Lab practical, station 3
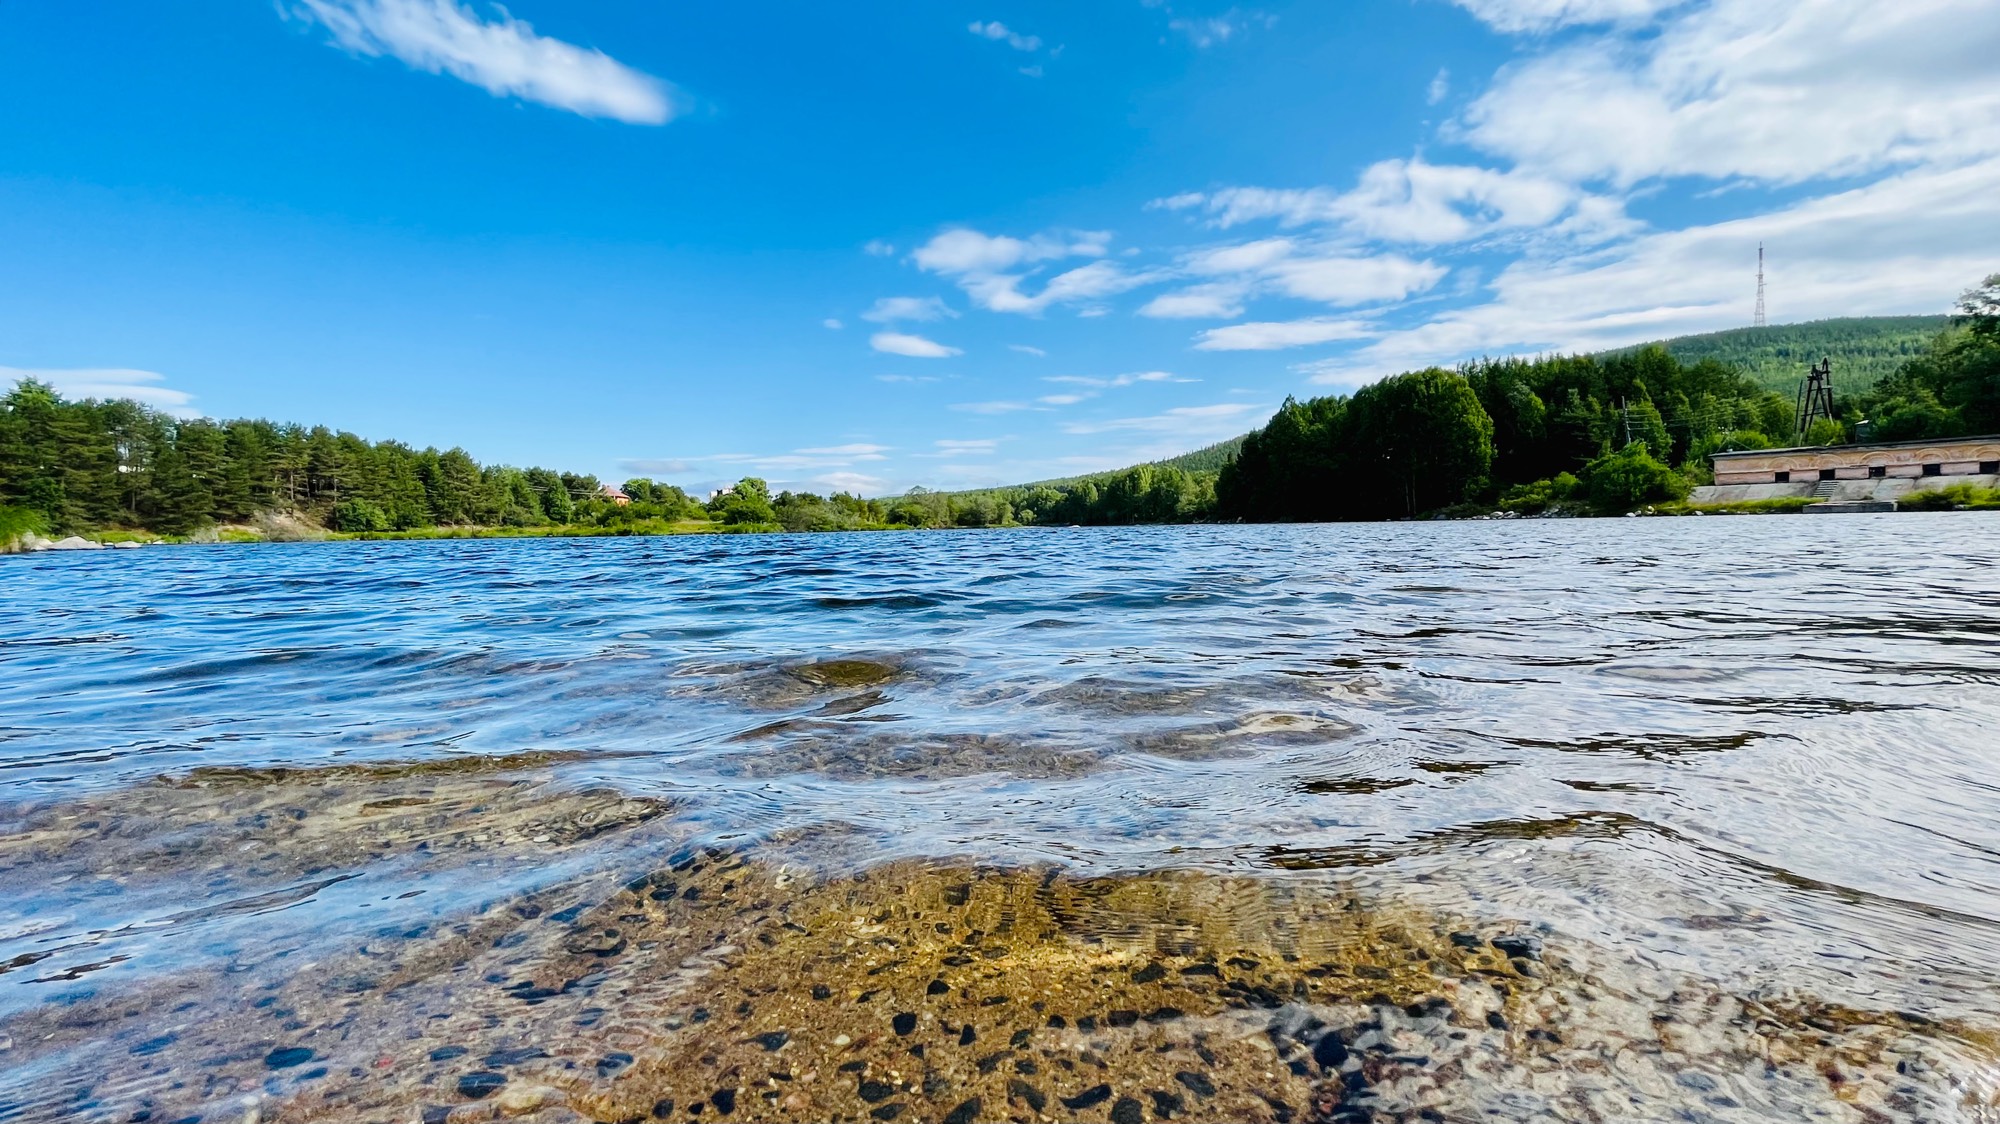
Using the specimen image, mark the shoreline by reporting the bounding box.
[9,501,1999,554]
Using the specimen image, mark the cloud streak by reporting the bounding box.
[293,0,677,124]
[3,366,199,418]
[870,331,963,358]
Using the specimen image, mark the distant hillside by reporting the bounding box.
[974,315,1948,493]
[1152,436,1244,475]
[1610,316,1946,394]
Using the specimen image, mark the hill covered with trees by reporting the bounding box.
[4,291,1993,543]
[1617,316,1947,393]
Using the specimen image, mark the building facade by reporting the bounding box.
[1711,435,2000,485]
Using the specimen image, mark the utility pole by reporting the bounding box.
[1754,243,1767,329]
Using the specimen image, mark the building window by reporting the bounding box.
[1774,471,1790,483]
[1923,463,1943,477]
[1868,465,1886,478]
[1982,461,2000,475]
[1818,468,1837,481]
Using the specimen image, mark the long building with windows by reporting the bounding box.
[1692,435,2000,505]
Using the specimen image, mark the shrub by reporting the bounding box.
[333,499,392,533]
[1583,442,1689,513]
[0,504,48,550]
[1498,472,1582,514]
[1901,482,2000,510]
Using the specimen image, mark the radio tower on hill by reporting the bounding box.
[1754,243,1767,328]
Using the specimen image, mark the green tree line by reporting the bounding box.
[1214,274,1999,520]
[0,382,730,537]
[6,277,1993,538]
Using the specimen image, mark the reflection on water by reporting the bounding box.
[3,517,2000,1121]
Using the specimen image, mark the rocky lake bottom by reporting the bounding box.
[4,520,1999,1121]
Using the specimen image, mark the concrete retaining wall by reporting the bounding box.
[1689,474,2000,506]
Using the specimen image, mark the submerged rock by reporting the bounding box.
[1,852,1991,1124]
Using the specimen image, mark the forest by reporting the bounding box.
[1209,278,1998,521]
[2,280,1994,542]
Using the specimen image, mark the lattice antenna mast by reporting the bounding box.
[1754,243,1767,328]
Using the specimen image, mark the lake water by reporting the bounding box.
[3,518,1999,1123]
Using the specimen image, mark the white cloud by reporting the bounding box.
[1045,371,1189,388]
[1168,14,1257,48]
[861,296,957,323]
[1427,67,1451,105]
[1159,160,1630,247]
[1018,65,1044,78]
[616,457,692,475]
[1315,157,2000,383]
[796,443,891,457]
[1184,238,1295,273]
[912,228,1107,275]
[292,0,676,124]
[822,318,843,330]
[1449,0,1687,33]
[951,400,1037,414]
[910,228,1144,315]
[876,374,941,384]
[935,439,1000,453]
[1061,402,1265,436]
[1456,0,2000,187]
[1267,253,1449,305]
[4,366,198,418]
[870,331,962,358]
[814,471,890,495]
[1038,393,1088,405]
[1193,317,1374,351]
[1139,282,1251,319]
[863,239,897,256]
[968,20,1042,51]
[1009,344,1048,357]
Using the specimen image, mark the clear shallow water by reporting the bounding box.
[3,518,2000,1122]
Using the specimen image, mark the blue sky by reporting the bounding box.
[3,1,1996,496]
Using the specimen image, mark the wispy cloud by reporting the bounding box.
[1044,370,1192,388]
[796,443,891,459]
[1009,344,1048,357]
[615,457,691,475]
[870,331,963,358]
[876,373,942,384]
[1447,0,1686,34]
[292,0,677,124]
[1426,67,1451,105]
[950,400,1038,414]
[968,19,1042,51]
[3,366,198,418]
[814,471,890,494]
[934,438,1000,453]
[1193,317,1374,351]
[822,318,843,330]
[1060,402,1265,436]
[863,239,897,256]
[907,227,1161,316]
[861,296,957,323]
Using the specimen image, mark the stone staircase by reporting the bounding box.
[1811,480,1842,500]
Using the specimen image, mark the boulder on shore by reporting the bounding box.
[47,536,105,551]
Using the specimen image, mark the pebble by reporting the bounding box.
[1062,1083,1113,1110]
[457,1072,507,1100]
[494,1085,559,1116]
[263,1047,313,1069]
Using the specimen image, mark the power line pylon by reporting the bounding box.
[1795,356,1835,443]
[1754,243,1767,329]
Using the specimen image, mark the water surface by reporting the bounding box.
[3,518,1998,1122]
